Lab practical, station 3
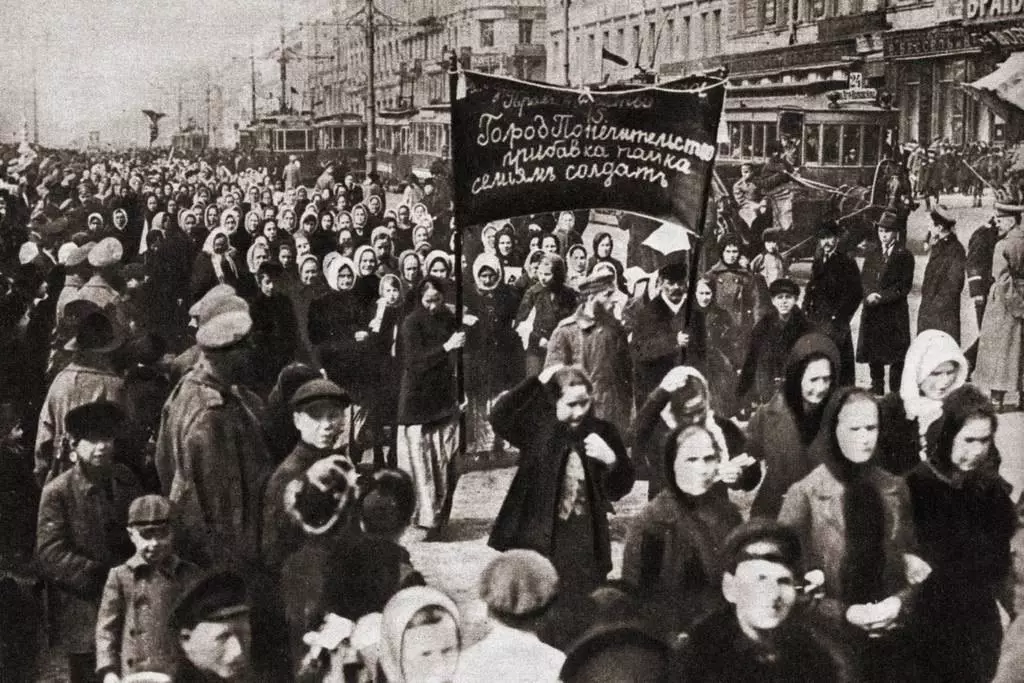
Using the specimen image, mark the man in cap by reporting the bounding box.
[674,519,854,682]
[35,304,128,485]
[72,235,130,329]
[802,219,863,386]
[261,378,353,571]
[166,283,239,381]
[456,550,566,682]
[171,570,254,681]
[857,210,915,395]
[545,269,633,435]
[35,401,143,683]
[629,260,706,413]
[96,494,200,682]
[154,297,271,569]
[919,204,966,343]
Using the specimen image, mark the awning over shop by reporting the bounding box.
[963,53,1024,119]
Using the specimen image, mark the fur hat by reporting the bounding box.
[479,550,559,619]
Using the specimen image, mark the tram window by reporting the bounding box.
[765,123,778,148]
[842,125,861,166]
[751,124,764,159]
[728,123,741,158]
[285,130,306,150]
[803,125,820,163]
[822,125,840,164]
[862,126,880,165]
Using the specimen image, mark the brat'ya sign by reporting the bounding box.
[451,70,727,235]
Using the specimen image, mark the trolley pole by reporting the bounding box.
[365,0,378,175]
[563,0,571,85]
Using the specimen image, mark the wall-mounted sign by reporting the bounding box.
[966,0,1024,22]
[884,24,986,59]
[836,87,878,103]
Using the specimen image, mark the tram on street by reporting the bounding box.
[238,113,366,176]
[375,103,451,181]
[170,129,209,154]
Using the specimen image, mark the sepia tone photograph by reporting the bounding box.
[1,0,1024,680]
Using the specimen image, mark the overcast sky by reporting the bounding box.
[0,0,318,146]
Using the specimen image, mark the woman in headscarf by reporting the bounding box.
[371,226,398,275]
[335,227,357,260]
[365,193,386,230]
[633,366,753,501]
[464,254,522,457]
[906,385,1014,682]
[394,204,415,254]
[260,217,286,258]
[190,227,244,302]
[877,329,969,476]
[565,243,589,291]
[489,365,635,595]
[746,332,841,518]
[410,202,432,230]
[203,203,221,233]
[779,387,924,683]
[395,276,466,535]
[220,208,241,237]
[423,250,454,299]
[397,250,423,314]
[337,210,354,233]
[412,225,432,260]
[178,208,207,260]
[318,210,336,235]
[86,212,105,237]
[353,244,382,313]
[138,192,161,257]
[622,422,743,640]
[515,253,579,376]
[693,276,739,417]
[279,206,296,235]
[587,231,627,292]
[370,586,462,683]
[289,254,324,364]
[512,248,545,294]
[495,224,522,270]
[233,208,262,256]
[351,203,372,248]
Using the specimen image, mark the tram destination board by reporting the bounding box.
[451,70,726,233]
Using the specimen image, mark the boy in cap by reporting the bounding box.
[749,228,788,286]
[262,378,354,571]
[36,401,143,683]
[738,277,813,406]
[171,570,253,681]
[456,549,565,682]
[675,519,853,682]
[96,495,200,682]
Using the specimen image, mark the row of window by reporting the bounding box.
[740,0,905,33]
[377,122,449,156]
[722,121,882,166]
[479,19,534,48]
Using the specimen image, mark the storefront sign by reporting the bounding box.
[835,88,878,103]
[725,41,854,76]
[884,25,986,59]
[966,0,1024,22]
[818,10,889,42]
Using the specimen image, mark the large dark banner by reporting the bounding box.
[451,70,727,236]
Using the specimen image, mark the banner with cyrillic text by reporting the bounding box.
[451,70,727,234]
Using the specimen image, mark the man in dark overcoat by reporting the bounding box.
[919,205,966,343]
[802,220,863,386]
[857,210,915,395]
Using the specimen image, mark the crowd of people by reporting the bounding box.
[1,138,1024,682]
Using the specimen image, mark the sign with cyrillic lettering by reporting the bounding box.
[451,70,726,234]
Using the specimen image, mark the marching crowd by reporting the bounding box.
[2,140,1024,683]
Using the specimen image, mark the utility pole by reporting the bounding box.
[250,46,257,121]
[365,0,377,174]
[177,82,183,131]
[32,63,38,144]
[563,0,571,85]
[279,0,288,113]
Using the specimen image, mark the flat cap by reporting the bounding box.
[479,550,559,619]
[65,400,125,440]
[768,278,800,298]
[578,269,615,296]
[722,518,802,573]
[88,237,124,267]
[560,623,669,683]
[196,309,252,350]
[66,242,96,268]
[128,494,172,527]
[188,284,238,321]
[289,378,351,411]
[170,570,250,632]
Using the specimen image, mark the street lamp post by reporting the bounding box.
[365,0,378,175]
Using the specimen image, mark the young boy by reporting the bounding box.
[95,494,200,682]
[737,278,812,406]
[750,228,789,286]
[261,378,354,571]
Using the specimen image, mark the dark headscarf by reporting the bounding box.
[782,333,841,445]
[926,385,1002,491]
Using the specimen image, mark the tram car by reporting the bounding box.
[238,113,366,180]
[714,95,902,259]
[375,103,451,182]
[170,128,209,154]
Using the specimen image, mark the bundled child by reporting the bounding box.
[749,228,789,286]
[95,495,200,682]
[737,278,813,407]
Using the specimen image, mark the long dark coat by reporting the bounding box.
[907,463,1015,682]
[737,307,813,403]
[488,377,635,577]
[464,283,522,395]
[629,296,707,410]
[703,261,769,368]
[857,243,915,364]
[803,250,863,385]
[919,234,966,342]
[397,305,459,425]
[515,283,578,372]
[307,290,376,406]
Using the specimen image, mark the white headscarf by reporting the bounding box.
[659,366,731,461]
[900,329,969,433]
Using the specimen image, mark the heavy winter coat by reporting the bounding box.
[545,307,633,436]
[397,305,460,425]
[154,360,272,567]
[621,484,742,637]
[488,377,635,576]
[515,282,578,366]
[857,242,915,364]
[737,307,813,403]
[918,234,966,342]
[35,465,142,652]
[629,295,707,408]
[703,261,769,367]
[974,226,1024,393]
